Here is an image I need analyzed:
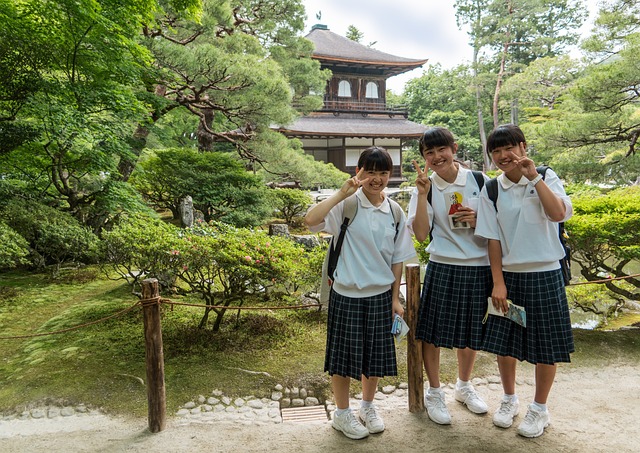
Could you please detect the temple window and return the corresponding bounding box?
[365,81,379,99]
[338,80,351,97]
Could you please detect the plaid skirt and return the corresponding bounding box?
[325,289,397,380]
[482,269,574,364]
[415,262,492,350]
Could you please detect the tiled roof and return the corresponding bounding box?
[306,25,427,76]
[277,114,427,138]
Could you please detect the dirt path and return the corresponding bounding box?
[1,363,638,452]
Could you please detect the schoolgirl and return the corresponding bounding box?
[475,124,574,438]
[407,127,491,425]
[305,146,416,439]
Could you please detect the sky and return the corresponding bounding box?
[301,0,602,93]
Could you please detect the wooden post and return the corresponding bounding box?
[405,264,424,412]
[141,278,166,432]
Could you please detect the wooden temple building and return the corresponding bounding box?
[277,24,428,187]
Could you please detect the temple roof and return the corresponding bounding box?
[306,25,428,77]
[277,114,427,139]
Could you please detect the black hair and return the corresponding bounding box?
[418,127,456,156]
[486,124,527,155]
[357,146,393,172]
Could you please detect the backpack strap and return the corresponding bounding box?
[388,197,403,240]
[471,170,485,193]
[485,178,499,210]
[326,195,358,282]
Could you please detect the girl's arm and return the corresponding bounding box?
[488,239,509,313]
[531,176,566,222]
[304,168,369,227]
[410,160,431,242]
[513,151,566,222]
[391,262,404,318]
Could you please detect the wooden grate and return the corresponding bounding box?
[281,405,328,423]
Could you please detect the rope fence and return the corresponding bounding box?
[0,295,321,340]
[1,272,638,341]
[2,271,640,431]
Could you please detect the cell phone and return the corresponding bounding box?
[391,315,401,335]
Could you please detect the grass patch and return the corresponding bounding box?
[1,269,639,418]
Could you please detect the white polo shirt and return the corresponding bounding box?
[407,167,489,266]
[309,188,416,298]
[475,170,573,272]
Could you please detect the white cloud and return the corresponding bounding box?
[301,0,602,94]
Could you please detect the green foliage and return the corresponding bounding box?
[132,147,274,227]
[567,186,640,300]
[173,221,311,331]
[1,199,99,274]
[517,2,640,184]
[0,222,30,269]
[251,132,349,189]
[403,64,485,166]
[100,213,181,292]
[345,25,364,42]
[271,188,312,224]
[413,237,430,266]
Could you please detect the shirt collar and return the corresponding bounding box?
[498,173,530,190]
[432,166,468,191]
[356,188,390,213]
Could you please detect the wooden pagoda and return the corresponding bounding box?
[276,24,428,186]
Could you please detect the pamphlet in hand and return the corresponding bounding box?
[445,191,470,229]
[483,297,527,327]
[391,314,410,343]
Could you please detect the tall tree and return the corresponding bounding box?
[455,0,586,129]
[527,0,640,184]
[118,0,329,180]
[0,0,332,230]
[404,63,486,167]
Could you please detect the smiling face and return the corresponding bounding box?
[359,168,390,198]
[490,142,526,174]
[422,144,457,176]
[486,124,528,178]
[356,146,393,202]
[419,127,458,177]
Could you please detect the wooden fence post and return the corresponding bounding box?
[141,278,166,432]
[405,264,424,413]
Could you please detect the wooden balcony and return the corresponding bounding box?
[320,99,409,117]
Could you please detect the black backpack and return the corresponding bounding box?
[484,165,571,286]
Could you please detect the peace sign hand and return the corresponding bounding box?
[508,149,537,180]
[412,160,431,195]
[340,167,370,198]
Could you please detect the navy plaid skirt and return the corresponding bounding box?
[415,262,492,350]
[482,269,574,364]
[325,289,397,380]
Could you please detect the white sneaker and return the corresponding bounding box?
[454,384,488,414]
[493,397,520,428]
[358,404,385,433]
[517,404,551,438]
[332,409,369,440]
[425,389,451,425]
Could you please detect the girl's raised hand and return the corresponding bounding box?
[340,167,370,197]
[508,148,537,179]
[412,160,431,195]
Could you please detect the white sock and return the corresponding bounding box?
[428,386,443,395]
[360,400,373,409]
[335,407,350,416]
[456,378,470,388]
[503,394,518,403]
[531,401,547,412]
